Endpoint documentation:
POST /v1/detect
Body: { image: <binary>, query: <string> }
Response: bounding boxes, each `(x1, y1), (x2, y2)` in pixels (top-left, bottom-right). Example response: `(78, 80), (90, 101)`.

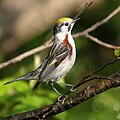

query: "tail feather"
(32, 81), (42, 90)
(3, 76), (26, 85)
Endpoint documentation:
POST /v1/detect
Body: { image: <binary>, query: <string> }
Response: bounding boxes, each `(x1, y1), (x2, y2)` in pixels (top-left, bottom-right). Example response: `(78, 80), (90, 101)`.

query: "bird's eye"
(65, 22), (68, 26)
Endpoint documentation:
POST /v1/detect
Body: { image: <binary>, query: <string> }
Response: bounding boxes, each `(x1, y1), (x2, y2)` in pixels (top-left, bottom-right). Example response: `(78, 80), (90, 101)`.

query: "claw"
(70, 87), (76, 92)
(54, 95), (66, 103)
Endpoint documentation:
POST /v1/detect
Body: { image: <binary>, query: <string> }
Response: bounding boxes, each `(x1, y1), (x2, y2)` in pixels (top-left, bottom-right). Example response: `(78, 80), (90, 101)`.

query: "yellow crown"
(55, 17), (72, 25)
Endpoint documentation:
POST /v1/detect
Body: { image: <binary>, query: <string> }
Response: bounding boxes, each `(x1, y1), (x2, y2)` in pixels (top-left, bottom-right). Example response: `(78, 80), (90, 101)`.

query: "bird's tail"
(32, 77), (43, 90)
(32, 81), (40, 90)
(3, 70), (39, 85)
(3, 76), (26, 85)
(32, 80), (43, 90)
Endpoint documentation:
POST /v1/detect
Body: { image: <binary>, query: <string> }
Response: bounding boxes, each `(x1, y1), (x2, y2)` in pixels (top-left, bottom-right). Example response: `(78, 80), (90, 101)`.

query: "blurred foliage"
(0, 0), (120, 119)
(114, 47), (120, 57)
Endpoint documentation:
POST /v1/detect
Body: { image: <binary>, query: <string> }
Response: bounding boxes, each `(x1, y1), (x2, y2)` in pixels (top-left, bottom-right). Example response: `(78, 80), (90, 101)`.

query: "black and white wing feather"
(33, 39), (69, 89)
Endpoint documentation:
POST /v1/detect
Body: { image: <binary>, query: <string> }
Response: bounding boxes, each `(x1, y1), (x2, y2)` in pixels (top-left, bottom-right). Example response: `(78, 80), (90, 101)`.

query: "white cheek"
(61, 26), (68, 33)
(55, 27), (68, 41)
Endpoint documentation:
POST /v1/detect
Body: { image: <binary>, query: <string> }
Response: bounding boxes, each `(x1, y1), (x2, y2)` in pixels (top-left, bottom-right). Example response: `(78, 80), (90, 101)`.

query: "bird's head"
(53, 17), (80, 36)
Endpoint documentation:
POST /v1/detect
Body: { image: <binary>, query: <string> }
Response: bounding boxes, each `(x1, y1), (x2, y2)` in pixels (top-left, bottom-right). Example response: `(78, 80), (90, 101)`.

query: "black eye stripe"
(59, 22), (69, 27)
(53, 22), (69, 35)
(60, 23), (64, 27)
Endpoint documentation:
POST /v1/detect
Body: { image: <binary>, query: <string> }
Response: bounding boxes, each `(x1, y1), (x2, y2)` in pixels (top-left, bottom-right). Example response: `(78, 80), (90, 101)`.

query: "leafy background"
(0, 0), (120, 119)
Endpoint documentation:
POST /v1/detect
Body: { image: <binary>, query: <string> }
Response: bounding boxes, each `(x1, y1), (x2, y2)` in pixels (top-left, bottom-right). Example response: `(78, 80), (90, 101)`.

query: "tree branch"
(73, 5), (120, 37)
(84, 33), (119, 49)
(56, 57), (120, 101)
(1, 72), (120, 120)
(0, 5), (120, 69)
(0, 38), (53, 69)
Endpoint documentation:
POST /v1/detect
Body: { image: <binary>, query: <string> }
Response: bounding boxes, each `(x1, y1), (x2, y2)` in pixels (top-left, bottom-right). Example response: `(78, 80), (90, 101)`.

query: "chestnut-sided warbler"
(4, 17), (79, 95)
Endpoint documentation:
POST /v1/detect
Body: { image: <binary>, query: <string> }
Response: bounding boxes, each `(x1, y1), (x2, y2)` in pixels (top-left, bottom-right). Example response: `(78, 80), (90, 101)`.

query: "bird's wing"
(33, 40), (69, 90)
(3, 40), (58, 85)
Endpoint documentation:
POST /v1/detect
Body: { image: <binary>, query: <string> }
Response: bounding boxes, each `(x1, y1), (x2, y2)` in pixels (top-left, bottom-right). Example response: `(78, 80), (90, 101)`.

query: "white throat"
(55, 31), (72, 42)
(55, 31), (76, 59)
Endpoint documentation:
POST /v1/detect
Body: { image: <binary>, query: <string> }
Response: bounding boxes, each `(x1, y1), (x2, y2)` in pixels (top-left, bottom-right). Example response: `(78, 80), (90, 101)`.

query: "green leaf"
(55, 111), (68, 120)
(114, 47), (120, 57)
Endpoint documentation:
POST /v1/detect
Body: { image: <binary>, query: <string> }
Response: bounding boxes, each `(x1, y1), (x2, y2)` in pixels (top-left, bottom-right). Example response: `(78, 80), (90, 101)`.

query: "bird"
(4, 17), (80, 95)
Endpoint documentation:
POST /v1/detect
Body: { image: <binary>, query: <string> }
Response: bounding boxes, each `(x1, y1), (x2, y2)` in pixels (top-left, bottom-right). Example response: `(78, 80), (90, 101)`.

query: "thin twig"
(0, 5), (120, 70)
(73, 5), (120, 37)
(85, 33), (119, 49)
(0, 38), (53, 69)
(58, 57), (120, 101)
(83, 57), (120, 79)
(74, 1), (93, 19)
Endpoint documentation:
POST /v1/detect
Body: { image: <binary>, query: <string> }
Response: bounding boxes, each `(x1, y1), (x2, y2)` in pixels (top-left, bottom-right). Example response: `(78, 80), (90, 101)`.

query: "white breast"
(48, 33), (76, 82)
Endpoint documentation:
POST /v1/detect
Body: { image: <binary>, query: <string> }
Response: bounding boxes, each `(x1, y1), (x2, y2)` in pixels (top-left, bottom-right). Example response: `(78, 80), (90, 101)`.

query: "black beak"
(68, 17), (80, 31)
(73, 17), (80, 23)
